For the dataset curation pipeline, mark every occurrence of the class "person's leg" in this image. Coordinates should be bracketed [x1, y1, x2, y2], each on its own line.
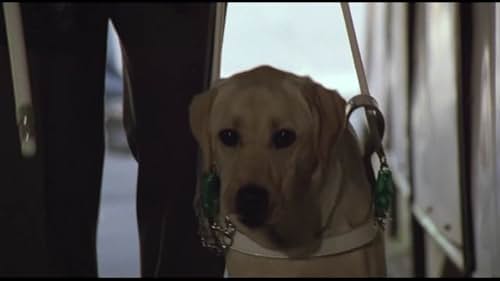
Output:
[111, 3, 225, 277]
[0, 3, 108, 276]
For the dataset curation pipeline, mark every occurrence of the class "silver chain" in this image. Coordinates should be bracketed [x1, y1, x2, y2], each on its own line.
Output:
[199, 216, 236, 255]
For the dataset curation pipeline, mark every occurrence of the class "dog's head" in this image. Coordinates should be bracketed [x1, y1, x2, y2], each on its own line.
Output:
[190, 65, 346, 256]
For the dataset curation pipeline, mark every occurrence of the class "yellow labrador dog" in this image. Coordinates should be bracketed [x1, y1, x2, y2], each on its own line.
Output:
[189, 65, 386, 277]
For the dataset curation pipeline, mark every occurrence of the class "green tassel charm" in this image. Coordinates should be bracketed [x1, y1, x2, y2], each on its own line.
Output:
[375, 165, 393, 226]
[198, 164, 236, 255]
[201, 171, 221, 221]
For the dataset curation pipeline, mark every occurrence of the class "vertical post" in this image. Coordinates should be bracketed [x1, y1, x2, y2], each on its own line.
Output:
[458, 2, 476, 276]
[407, 2, 427, 277]
[3, 2, 37, 157]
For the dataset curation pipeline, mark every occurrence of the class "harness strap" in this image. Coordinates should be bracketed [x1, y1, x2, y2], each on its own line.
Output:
[341, 2, 370, 98]
[341, 2, 385, 149]
[230, 220, 379, 258]
[210, 3, 227, 85]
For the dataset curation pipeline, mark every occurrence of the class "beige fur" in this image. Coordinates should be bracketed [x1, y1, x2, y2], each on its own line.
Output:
[189, 65, 386, 277]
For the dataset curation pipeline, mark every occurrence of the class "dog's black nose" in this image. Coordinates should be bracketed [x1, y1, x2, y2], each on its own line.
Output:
[236, 184, 269, 228]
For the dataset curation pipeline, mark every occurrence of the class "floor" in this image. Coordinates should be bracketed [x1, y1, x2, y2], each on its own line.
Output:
[97, 125, 140, 277]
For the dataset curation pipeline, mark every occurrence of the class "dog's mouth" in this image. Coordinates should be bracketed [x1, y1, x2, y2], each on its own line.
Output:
[221, 183, 323, 256]
[267, 226, 291, 247]
[266, 225, 322, 257]
[225, 211, 322, 257]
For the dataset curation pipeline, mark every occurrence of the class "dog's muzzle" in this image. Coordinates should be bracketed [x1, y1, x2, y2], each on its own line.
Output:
[236, 184, 270, 228]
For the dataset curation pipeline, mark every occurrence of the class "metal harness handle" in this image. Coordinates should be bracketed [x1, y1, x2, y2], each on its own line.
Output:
[341, 2, 387, 166]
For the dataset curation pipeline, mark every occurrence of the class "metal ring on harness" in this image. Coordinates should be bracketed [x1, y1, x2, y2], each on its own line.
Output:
[345, 94, 386, 157]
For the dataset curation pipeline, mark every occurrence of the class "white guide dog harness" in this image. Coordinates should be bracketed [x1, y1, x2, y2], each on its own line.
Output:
[230, 220, 379, 258]
[200, 3, 388, 259]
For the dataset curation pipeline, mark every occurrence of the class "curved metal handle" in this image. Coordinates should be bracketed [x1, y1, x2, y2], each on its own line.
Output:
[341, 3, 386, 158]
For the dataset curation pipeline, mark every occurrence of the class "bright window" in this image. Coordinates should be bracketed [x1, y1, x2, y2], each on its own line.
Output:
[221, 3, 368, 99]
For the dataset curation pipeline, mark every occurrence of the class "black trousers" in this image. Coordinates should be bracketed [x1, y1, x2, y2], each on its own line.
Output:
[0, 3, 224, 277]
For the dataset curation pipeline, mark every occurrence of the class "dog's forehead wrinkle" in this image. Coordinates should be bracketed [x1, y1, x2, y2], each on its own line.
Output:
[231, 116, 242, 129]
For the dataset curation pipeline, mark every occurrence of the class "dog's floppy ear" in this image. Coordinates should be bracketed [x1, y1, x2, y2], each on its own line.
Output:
[189, 79, 224, 173]
[300, 78, 346, 170]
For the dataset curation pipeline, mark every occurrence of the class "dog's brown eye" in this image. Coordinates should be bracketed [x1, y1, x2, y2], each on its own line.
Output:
[272, 129, 296, 149]
[219, 129, 240, 147]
